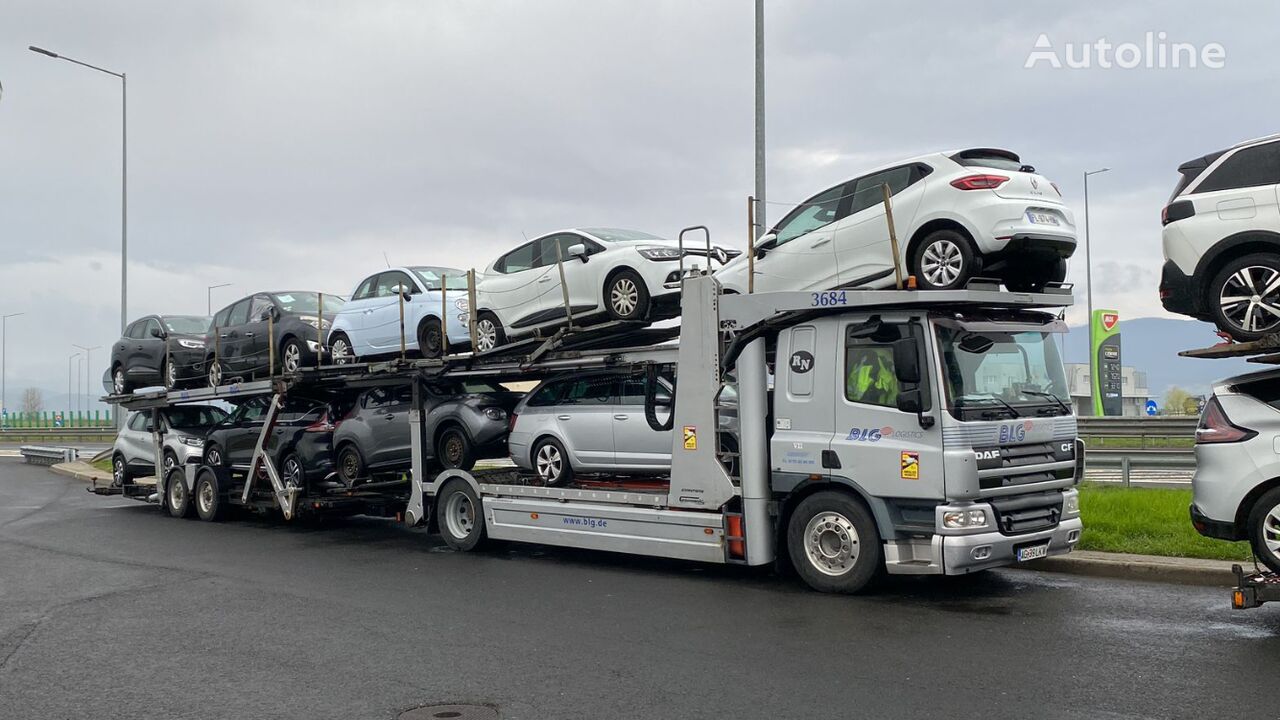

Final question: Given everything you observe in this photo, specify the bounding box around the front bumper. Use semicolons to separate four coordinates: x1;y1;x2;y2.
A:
1159;259;1200;317
940;517;1082;574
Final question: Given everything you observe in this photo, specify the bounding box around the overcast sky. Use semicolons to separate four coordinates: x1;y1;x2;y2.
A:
1;1;1275;410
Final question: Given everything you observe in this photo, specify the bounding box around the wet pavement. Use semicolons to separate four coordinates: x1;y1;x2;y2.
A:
1;458;1275;719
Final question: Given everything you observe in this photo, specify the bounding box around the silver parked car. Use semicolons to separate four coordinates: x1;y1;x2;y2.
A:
508;371;737;485
111;405;229;485
1191;368;1280;573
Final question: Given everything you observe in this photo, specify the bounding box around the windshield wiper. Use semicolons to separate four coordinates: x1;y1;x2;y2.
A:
956;396;1021;418
1021;389;1070;414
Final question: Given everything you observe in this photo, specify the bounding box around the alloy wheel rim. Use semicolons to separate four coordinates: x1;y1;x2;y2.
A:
611;278;639;316
921;240;963;286
113;458;124;483
283;344;301;373
445;492;475;539
206;448;220;467
114;370;125;394
169;478;183;508
1219;266;1280;334
209;362;222;387
536;444;562;482
284;459;302;488
164;454;175;472
165;362;176;389
198;482;214;514
1265;503;1280;558
476;319;496;352
803;511;860;576
332;338;352;365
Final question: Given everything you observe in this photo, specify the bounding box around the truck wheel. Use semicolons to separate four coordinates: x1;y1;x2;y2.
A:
436;480;488;551
194;470;225;522
912;229;976;290
1248;486;1280;573
437;427;475;471
1208;254;1280;342
786;491;883;594
166;468;194;519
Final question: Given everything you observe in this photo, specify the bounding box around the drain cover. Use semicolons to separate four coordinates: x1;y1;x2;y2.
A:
399;705;498;720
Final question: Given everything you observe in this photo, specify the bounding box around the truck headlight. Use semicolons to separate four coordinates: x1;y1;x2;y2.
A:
176;338;205;350
483;407;506;421
178;436;204;448
1063;491;1080;518
637;247;683;261
942;507;990;530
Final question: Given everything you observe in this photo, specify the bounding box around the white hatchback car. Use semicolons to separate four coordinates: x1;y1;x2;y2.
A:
327;266;471;362
1160;134;1280;341
714;148;1076;293
472;228;734;352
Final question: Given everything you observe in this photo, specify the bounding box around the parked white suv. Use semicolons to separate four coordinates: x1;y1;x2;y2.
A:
111;405;228;485
714;148;1076;294
1161;134;1280;341
1190;368;1280;572
472;228;736;352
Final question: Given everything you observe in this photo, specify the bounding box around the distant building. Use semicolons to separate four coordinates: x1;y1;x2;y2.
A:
1064;363;1152;417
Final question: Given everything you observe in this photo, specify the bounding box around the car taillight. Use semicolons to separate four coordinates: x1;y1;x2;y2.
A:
1196;397;1255;444
950;174;1009;191
305;411;334;433
1162;199;1195;226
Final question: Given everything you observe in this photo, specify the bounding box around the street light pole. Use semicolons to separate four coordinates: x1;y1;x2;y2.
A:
754;0;766;237
73;344;99;423
67;352;79;422
1083;167;1110;416
208;283;231;315
1;312;23;425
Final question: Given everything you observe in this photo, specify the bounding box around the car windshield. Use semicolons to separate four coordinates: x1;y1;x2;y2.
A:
580;228;666;243
409;267;470;291
163;316;211;334
271;292;346;314
426;380;506;395
936;325;1069;419
164;406;228;429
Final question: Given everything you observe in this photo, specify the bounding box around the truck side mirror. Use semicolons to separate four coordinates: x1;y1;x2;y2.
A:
896;388;923;414
892;337;921;384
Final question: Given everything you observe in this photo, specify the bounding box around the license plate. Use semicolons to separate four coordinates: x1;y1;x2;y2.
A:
1016;543;1050;562
1027;211;1060;226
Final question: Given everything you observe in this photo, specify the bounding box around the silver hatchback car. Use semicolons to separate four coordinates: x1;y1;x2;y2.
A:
1191;368;1280;572
111;405;229;486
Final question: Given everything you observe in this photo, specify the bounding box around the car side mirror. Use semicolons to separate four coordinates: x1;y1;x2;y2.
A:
150;327;165;339
566;243;588;262
753;233;778;259
892;337;921;384
392;284;413;300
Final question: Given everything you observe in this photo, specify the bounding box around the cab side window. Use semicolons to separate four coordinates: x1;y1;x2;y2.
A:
844;323;928;410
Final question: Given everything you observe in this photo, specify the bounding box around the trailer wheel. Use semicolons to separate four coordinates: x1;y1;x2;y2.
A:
786;491;882;594
165;468;194;519
436;480;488;551
194;469;225;522
1248;486;1280;573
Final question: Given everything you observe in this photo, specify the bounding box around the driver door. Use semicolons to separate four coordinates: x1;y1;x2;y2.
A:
753;182;850;292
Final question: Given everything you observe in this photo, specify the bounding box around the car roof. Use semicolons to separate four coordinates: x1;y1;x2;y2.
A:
1217;365;1280;390
807;148;1022;188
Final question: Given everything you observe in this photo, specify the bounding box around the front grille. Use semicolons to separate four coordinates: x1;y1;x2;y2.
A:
988;491;1063;536
975;440;1075;490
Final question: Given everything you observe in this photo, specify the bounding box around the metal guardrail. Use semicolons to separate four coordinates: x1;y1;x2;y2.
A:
1086;448;1196;486
1077;416;1199;438
20;446;80;466
0;427;116;437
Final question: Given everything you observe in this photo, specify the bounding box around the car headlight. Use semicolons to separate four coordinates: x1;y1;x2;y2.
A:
637;247;683;261
176;338;205;350
178;436;204;448
483;407;506;421
454;298;469;311
299;316;331;330
942;507;990;530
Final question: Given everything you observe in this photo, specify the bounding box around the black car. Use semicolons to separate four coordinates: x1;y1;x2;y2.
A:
206;291;346;386
110;314;212;394
331;379;523;484
202;394;336;489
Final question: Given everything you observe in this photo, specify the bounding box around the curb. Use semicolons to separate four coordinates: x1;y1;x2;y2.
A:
50;461;113;485
1021;550;1240;587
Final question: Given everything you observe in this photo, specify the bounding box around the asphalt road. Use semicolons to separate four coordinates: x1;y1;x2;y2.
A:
1;459;1276;720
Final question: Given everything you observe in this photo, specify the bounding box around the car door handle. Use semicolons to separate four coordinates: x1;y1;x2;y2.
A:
613;414;629;421
538;276;553;283
557;415;571;420
384;414;395;420
809;237;832;248
219;334;229;339
245;332;255;338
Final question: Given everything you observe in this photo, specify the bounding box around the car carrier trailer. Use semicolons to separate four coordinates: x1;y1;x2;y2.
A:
101;269;1084;594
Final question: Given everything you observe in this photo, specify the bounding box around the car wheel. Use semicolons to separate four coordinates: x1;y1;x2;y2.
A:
418;319;444;359
280;338;304;374
337;443;366;486
437;427;475;471
329;332;356;365
166;468;194;519
474;312;506;353
532;437;573;486
912;230;977;290
204;444;224;469
162;359;178;391
1208;254;1280;342
786;491;883;594
163;450;179;474
112;366;131;395
1248;486;1280;574
436;479;488;551
281;454;305;490
112;453;131;486
194;469;225;522
207;358;223;388
605;269;650;321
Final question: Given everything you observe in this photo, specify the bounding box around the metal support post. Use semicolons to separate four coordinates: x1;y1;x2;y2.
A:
405;377;427;526
242;393;298;519
398;290;407;361
882;184;903;289
467;269;479;351
440;277;449;357
317;292;325;368
555;244;573;328
737;337;774;565
747;196;756;294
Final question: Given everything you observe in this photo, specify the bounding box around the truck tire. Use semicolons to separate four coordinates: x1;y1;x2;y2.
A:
165;468;194;519
194;469;225;522
436;480;488;552
1248;486;1280;573
786;491;883;594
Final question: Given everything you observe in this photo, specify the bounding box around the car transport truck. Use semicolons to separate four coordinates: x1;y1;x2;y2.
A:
100;254;1084;594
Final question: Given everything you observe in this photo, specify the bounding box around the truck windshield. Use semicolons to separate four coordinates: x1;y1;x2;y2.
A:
936;326;1070;419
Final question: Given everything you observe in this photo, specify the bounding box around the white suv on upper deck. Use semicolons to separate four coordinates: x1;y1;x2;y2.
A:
714;148;1076;294
1161;134;1280;341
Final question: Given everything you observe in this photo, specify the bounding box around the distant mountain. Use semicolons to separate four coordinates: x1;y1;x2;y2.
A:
1061;317;1255;397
